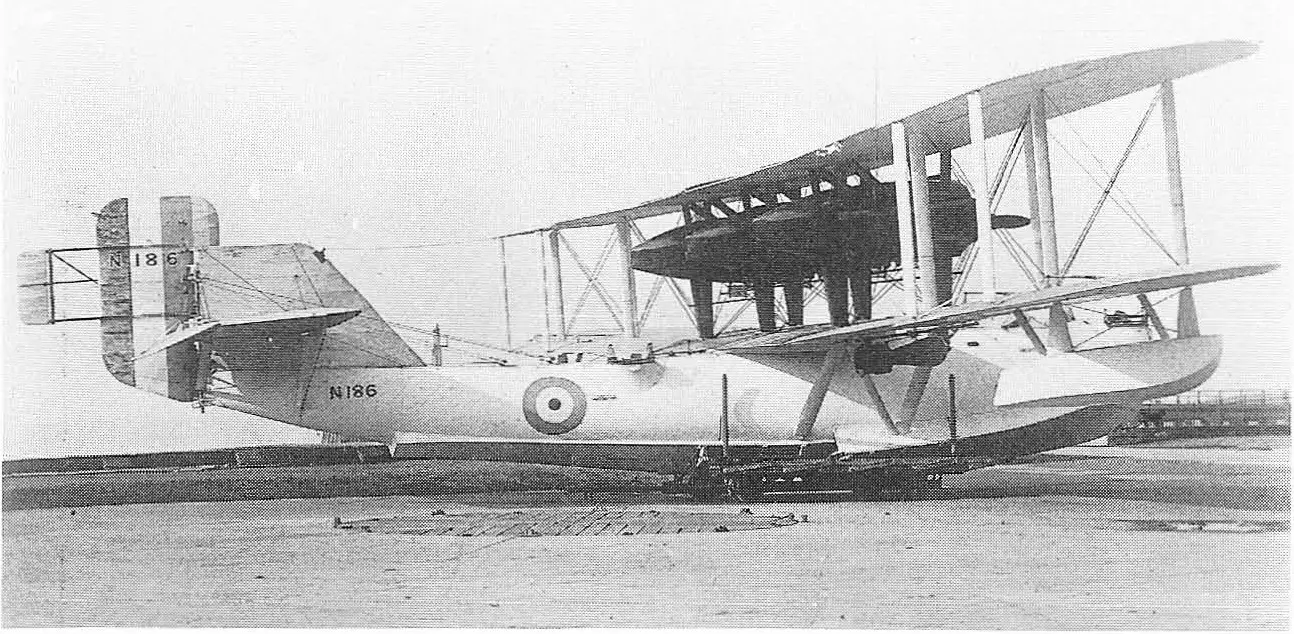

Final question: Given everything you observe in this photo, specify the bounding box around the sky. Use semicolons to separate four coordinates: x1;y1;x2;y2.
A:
4;0;1291;458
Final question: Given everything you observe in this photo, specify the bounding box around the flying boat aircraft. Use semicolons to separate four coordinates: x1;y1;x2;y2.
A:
18;41;1278;498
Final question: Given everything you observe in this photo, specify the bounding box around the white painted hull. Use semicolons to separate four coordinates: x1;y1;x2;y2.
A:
214;325;1221;470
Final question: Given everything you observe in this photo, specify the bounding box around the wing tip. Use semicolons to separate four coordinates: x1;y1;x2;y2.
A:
1244;261;1281;277
1218;39;1261;57
1207;260;1280;277
1199;39;1261;65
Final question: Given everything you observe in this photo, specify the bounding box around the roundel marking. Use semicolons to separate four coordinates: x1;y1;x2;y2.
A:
522;377;588;435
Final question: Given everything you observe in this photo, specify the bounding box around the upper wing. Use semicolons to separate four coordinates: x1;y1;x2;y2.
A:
536;40;1256;233
724;261;1278;352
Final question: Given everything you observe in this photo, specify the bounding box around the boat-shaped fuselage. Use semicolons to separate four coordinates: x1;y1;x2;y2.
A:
209;324;1220;474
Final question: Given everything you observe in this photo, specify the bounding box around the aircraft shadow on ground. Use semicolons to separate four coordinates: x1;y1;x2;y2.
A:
2;454;1286;512
445;458;1288;513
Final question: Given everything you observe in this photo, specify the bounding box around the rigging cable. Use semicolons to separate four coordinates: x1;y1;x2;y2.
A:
197;269;549;364
1044;93;1179;266
326;236;500;252
1058;90;1168;275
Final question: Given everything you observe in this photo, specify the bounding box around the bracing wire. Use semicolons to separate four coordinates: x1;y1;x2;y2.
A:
326;236;499;252
198;272;549;364
1044;92;1179;266
1058;90;1172;275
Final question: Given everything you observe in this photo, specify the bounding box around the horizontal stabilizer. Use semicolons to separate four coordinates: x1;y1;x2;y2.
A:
134;307;361;360
198;244;424;369
732;261;1278;351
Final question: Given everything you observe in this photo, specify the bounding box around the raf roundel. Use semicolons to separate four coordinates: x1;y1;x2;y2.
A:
522;377;588;435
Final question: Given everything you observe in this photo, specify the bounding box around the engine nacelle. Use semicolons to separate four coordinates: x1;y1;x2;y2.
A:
853;336;950;375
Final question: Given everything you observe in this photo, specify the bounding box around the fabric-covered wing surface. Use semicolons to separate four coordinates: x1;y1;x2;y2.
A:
197;243;424;368
725;261;1278;352
546;40;1257;232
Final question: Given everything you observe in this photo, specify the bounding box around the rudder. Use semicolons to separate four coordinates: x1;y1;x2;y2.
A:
94;196;221;400
96;198;136;387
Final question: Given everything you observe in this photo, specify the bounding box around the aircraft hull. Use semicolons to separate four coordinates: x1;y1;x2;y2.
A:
213;326;1221;475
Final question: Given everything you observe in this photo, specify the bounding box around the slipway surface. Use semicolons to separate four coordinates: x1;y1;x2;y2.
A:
3;442;1288;629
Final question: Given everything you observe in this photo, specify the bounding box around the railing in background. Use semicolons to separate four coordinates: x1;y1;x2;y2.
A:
1146;389;1290;407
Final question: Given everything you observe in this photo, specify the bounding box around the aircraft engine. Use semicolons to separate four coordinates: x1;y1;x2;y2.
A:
853;336;952;375
631;175;1028;335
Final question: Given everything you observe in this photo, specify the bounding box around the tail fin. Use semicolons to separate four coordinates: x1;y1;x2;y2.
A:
196;242;424;368
191;240;426;422
22;197;423;421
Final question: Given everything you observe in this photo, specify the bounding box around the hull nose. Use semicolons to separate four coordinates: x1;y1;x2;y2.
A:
995;336;1222;408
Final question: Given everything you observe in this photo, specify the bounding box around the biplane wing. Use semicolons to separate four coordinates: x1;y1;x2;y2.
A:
540;40;1256;231
724;261;1278;352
